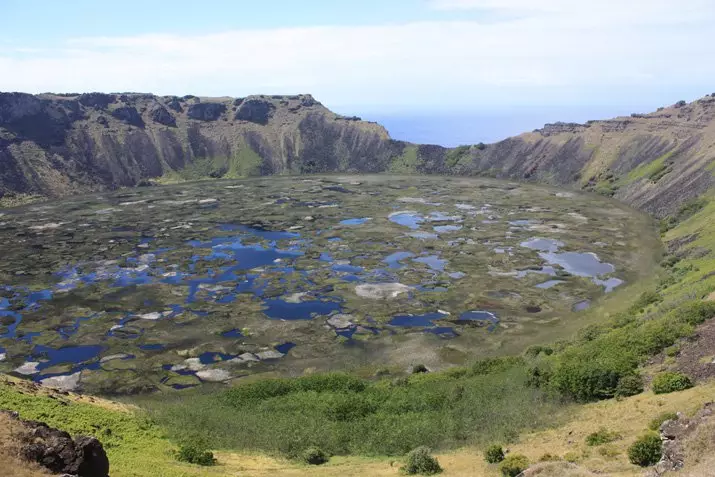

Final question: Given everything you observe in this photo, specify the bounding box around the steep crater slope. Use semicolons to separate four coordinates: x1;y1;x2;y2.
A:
4;92;715;218
0;92;401;198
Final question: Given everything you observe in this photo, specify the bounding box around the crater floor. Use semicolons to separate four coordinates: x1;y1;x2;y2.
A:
0;175;659;393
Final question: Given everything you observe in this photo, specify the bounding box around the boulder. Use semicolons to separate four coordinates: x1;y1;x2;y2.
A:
234;99;276;125
110;106;144;128
4;411;110;477
187;102;226;121
149;104;176;127
166;98;183;112
77;93;116;109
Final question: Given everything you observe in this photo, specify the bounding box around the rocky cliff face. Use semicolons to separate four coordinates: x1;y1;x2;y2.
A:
2;91;715;218
448;96;715;218
0;92;402;198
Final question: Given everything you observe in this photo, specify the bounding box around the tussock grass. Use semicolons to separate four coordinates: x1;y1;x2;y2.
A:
141;361;562;457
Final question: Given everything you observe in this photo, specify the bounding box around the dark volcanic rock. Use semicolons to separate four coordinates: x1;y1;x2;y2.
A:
111;106;144;128
150;104;176;127
4;410;110;477
166;98;183;113
235;99;276;125
187;102;226;121
77;93;116;109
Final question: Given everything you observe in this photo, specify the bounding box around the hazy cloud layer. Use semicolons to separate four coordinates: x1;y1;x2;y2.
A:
1;1;713;109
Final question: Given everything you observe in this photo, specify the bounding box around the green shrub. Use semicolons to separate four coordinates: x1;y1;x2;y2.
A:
678;301;715;326
411;364;429;374
628;291;662;314
301;446;329;465
665;345;680;357
402;446;442;475
615;374;644;398
648;412;678;431
175;445;216;466
499;454;530;477
467;357;525;376
484;444;505;463
585;428;622;446
651;372;694;394
627;433;662;466
524;345;553;359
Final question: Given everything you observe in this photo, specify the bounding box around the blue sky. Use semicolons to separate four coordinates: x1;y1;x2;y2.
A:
2;0;715;145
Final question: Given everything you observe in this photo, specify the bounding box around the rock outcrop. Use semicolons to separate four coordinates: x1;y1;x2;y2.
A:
649;402;714;475
2;410;110;477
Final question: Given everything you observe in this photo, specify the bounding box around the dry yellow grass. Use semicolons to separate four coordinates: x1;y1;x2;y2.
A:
166;380;715;477
0;412;53;477
3;373;713;477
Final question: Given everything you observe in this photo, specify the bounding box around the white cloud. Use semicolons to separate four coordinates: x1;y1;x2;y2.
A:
1;2;714;110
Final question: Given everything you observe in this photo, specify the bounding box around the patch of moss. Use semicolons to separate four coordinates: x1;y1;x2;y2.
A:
389;145;421;173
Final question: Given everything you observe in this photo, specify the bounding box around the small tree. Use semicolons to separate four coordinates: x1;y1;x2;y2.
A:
402;446;442;475
628;433;662;467
484;444;505;464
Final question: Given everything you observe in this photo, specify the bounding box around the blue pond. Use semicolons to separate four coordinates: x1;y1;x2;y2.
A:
32;344;104;373
340;218;370;225
221;329;244;338
384;251;415;269
521;237;564;253
389;312;446;327
275;342;296;354
389;212;424;229
456;311;500;331
414;255;447;271
538;251;615;277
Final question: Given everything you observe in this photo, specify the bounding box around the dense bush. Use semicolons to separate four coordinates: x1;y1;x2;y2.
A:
301;446;329;465
499;454;530;477
651;372;693;394
628;291;662;314
678;301;715;326
615;374;644;398
484;444;505;463
175;444;216;466
628;433;662;466
648;412;678;431
524;345;553;359
533;299;706;401
585;428;622;446
402;446;442;475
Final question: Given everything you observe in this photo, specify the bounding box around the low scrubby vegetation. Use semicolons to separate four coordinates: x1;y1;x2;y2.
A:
628;433;662;466
175;444;216;466
484;444;505;463
585;428;622;446
648;412;679;431
526;300;715;402
402;446;442;475
301;446;329;465
144;359;558;457
499;454;530;476
652;372;694;394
